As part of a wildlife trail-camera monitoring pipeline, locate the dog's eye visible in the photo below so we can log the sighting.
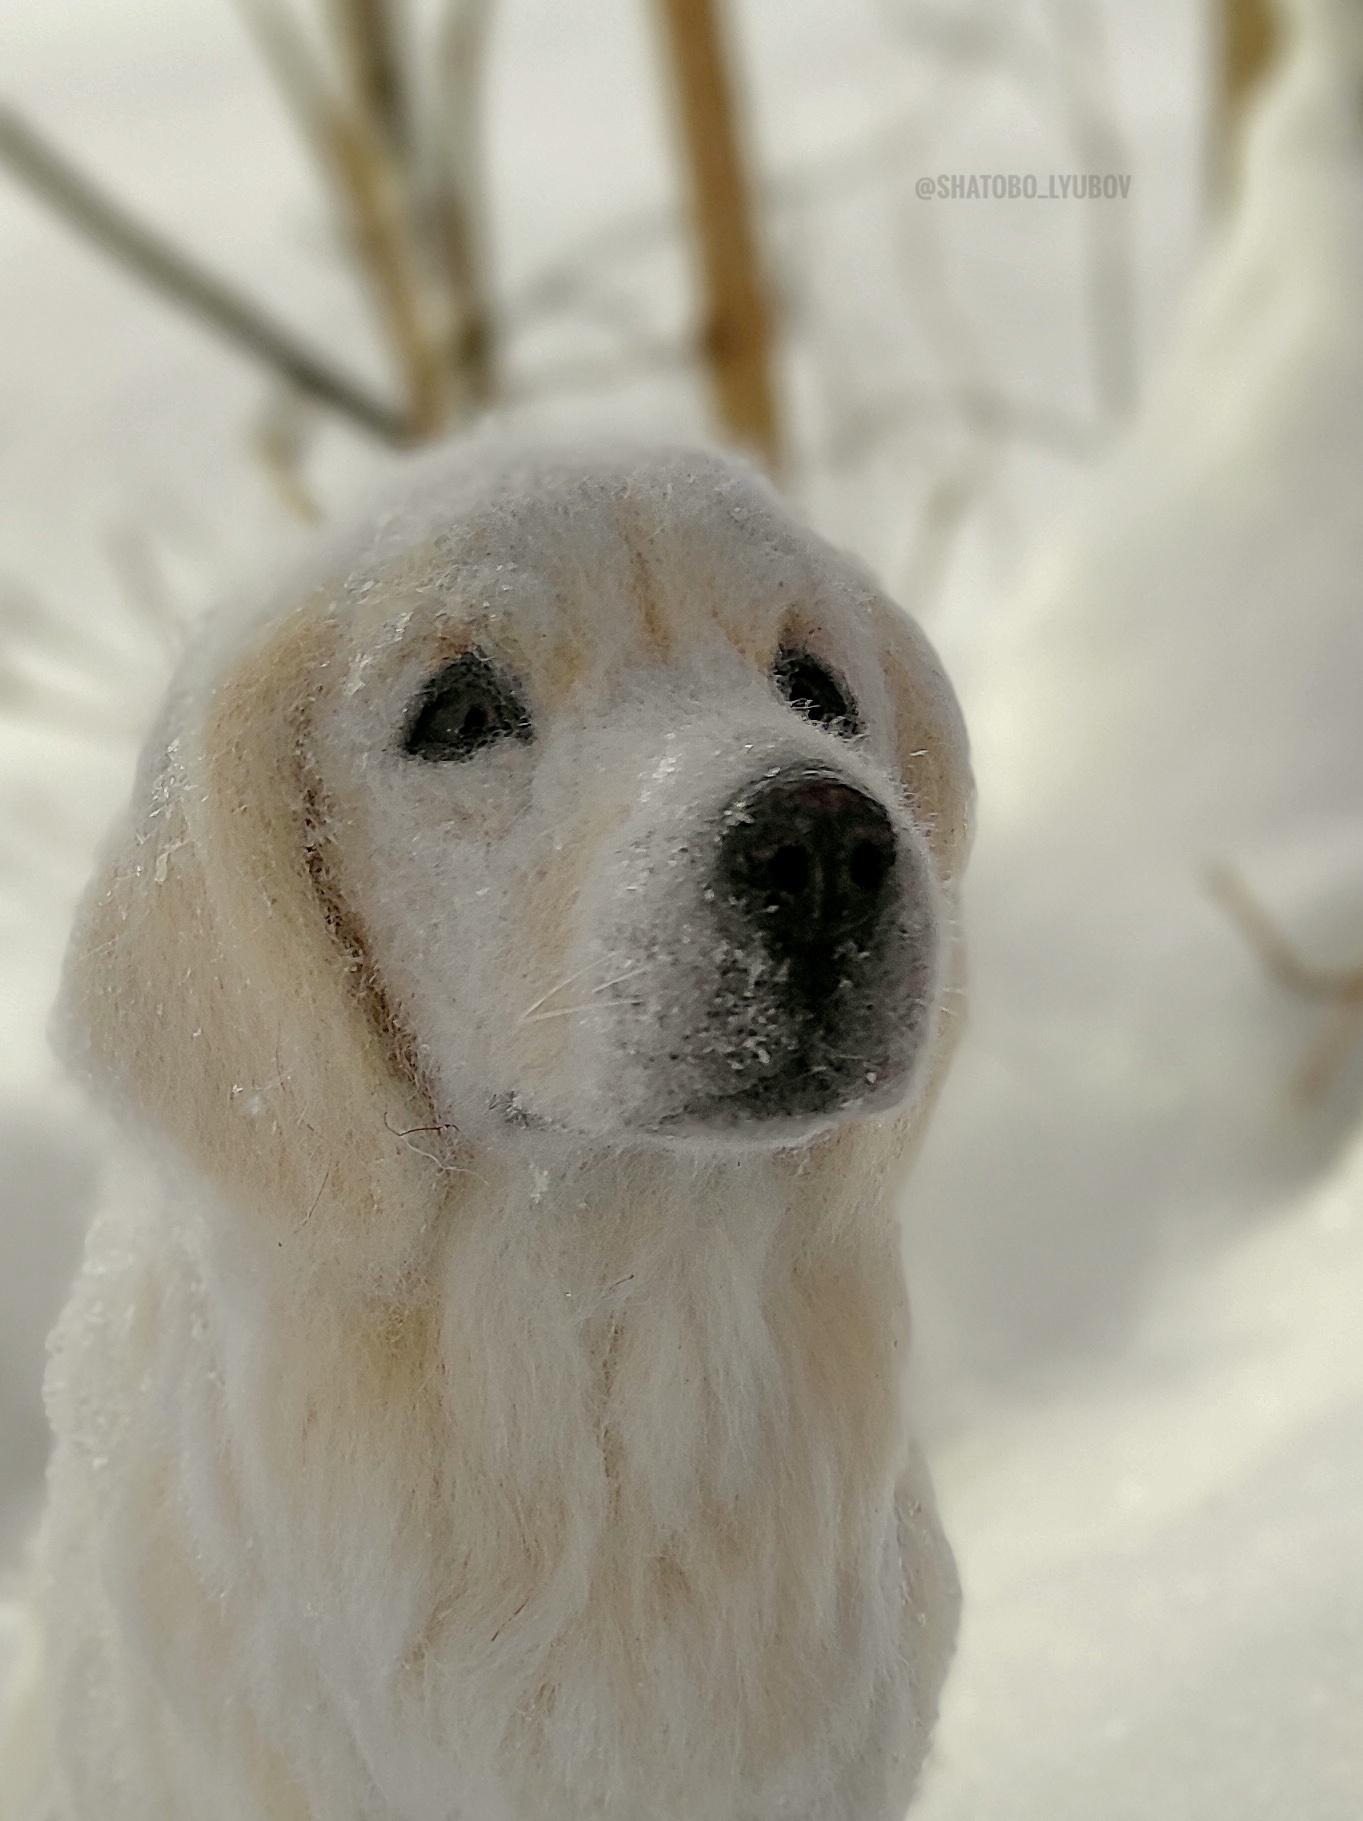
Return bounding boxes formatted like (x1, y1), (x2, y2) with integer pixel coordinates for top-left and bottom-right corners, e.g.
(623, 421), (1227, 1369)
(772, 646), (863, 737)
(402, 652), (532, 762)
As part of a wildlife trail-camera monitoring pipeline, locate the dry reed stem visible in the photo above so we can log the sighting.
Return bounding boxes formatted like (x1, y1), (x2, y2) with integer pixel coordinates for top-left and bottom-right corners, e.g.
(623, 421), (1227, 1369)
(235, 0), (451, 435)
(329, 103), (453, 433)
(1049, 0), (1138, 418)
(1207, 866), (1363, 1005)
(256, 391), (326, 523)
(330, 0), (411, 155)
(1207, 863), (1363, 1103)
(654, 0), (783, 469)
(1213, 0), (1280, 199)
(1222, 0), (1279, 122)
(0, 100), (407, 443)
(429, 0), (495, 407)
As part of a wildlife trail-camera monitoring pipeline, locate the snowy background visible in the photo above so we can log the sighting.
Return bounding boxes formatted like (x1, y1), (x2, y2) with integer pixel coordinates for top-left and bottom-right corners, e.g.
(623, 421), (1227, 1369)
(3, 0), (1362, 1815)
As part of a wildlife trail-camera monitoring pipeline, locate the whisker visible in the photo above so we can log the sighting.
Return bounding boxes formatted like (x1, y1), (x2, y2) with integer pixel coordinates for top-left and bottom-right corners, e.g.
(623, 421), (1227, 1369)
(589, 964), (654, 996)
(521, 999), (647, 1025)
(516, 961), (598, 1024)
(515, 951), (634, 1024)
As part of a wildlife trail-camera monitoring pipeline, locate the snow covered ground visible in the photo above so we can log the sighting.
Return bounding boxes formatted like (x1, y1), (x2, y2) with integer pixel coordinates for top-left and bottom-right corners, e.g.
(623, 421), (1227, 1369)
(910, 4), (1363, 1808)
(3, 0), (1361, 1815)
(917, 1137), (1363, 1821)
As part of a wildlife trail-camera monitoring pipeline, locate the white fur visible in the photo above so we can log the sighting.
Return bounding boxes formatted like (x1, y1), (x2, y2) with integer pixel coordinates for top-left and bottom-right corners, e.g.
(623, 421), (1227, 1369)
(1, 435), (972, 1820)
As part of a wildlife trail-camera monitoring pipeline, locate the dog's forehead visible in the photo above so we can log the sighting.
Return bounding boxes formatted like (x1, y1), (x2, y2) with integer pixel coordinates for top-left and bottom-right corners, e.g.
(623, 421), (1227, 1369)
(331, 443), (873, 685)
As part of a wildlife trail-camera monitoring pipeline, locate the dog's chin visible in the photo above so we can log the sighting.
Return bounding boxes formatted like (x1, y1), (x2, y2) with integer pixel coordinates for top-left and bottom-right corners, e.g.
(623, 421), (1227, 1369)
(644, 1058), (919, 1152)
(486, 1055), (918, 1157)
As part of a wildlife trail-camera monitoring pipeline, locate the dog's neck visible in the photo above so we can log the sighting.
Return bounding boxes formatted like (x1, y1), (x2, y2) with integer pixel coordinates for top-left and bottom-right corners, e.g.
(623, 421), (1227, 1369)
(192, 1123), (916, 1550)
(70, 1124), (927, 1816)
(443, 1132), (911, 1464)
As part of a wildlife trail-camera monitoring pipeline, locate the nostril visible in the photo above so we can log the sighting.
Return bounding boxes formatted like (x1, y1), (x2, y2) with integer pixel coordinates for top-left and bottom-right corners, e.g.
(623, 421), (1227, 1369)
(764, 842), (812, 901)
(847, 837), (892, 897)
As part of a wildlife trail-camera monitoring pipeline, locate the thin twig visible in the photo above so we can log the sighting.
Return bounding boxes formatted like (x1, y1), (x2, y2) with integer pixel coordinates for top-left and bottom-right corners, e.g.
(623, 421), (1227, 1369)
(1221, 0), (1279, 123)
(428, 0), (496, 407)
(0, 100), (407, 442)
(1206, 864), (1363, 1005)
(255, 390), (325, 523)
(1213, 0), (1280, 199)
(331, 0), (411, 155)
(502, 338), (691, 405)
(330, 102), (452, 431)
(899, 441), (996, 607)
(104, 523), (184, 643)
(1209, 861), (1363, 1105)
(1297, 1002), (1363, 1104)
(234, 0), (450, 434)
(653, 0), (783, 468)
(1049, 0), (1139, 419)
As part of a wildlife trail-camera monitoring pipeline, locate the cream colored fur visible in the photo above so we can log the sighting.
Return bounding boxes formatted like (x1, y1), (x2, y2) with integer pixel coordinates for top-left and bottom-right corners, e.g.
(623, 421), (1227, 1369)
(1, 435), (972, 1820)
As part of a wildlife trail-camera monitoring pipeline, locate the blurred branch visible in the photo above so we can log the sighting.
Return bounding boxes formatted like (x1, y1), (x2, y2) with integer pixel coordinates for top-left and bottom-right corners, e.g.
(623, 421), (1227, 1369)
(104, 523), (182, 642)
(653, 0), (783, 468)
(330, 0), (411, 154)
(1207, 866), (1363, 1005)
(0, 100), (407, 443)
(0, 566), (180, 728)
(234, 0), (451, 434)
(792, 2), (1036, 592)
(1050, 0), (1138, 418)
(1214, 0), (1280, 199)
(879, 0), (1060, 99)
(428, 0), (495, 406)
(825, 382), (1098, 466)
(255, 390), (325, 523)
(1221, 0), (1279, 123)
(1208, 863), (1363, 1103)
(900, 442), (995, 607)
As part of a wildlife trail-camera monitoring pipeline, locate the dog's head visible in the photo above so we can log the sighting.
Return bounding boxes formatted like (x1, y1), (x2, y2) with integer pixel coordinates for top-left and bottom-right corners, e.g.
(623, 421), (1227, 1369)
(59, 439), (971, 1253)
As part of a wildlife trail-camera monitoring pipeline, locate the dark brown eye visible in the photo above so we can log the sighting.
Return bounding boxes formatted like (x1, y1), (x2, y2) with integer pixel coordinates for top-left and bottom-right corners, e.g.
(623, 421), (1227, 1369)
(402, 652), (532, 762)
(772, 646), (863, 737)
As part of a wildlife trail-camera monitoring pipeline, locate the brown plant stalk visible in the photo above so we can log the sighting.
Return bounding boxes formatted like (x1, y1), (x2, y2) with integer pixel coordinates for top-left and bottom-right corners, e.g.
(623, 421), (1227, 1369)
(653, 0), (783, 469)
(233, 0), (451, 436)
(1207, 863), (1363, 1102)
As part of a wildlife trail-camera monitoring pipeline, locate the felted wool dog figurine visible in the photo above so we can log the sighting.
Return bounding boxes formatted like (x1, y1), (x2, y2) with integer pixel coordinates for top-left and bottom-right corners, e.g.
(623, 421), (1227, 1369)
(0, 435), (973, 1821)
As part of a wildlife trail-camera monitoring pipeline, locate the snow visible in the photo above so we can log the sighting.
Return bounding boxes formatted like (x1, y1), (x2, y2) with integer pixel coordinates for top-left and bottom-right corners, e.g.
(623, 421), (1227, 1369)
(916, 1142), (1363, 1821)
(4, 0), (1362, 1815)
(904, 5), (1363, 1809)
(904, 0), (1363, 1414)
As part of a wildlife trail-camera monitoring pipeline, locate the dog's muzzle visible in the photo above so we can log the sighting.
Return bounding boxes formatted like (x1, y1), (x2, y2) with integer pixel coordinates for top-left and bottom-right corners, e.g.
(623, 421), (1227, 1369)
(643, 763), (937, 1137)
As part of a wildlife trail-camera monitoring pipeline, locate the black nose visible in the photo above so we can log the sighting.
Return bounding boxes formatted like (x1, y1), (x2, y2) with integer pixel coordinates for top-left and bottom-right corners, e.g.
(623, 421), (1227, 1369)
(717, 773), (897, 955)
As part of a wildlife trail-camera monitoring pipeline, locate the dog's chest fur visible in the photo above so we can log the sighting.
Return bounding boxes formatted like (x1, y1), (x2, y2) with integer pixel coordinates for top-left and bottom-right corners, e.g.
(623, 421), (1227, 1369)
(32, 1149), (957, 1821)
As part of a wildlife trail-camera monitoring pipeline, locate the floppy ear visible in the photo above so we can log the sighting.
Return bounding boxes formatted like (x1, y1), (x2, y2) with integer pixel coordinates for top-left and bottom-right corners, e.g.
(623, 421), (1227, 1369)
(875, 603), (975, 890)
(56, 595), (439, 1286)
